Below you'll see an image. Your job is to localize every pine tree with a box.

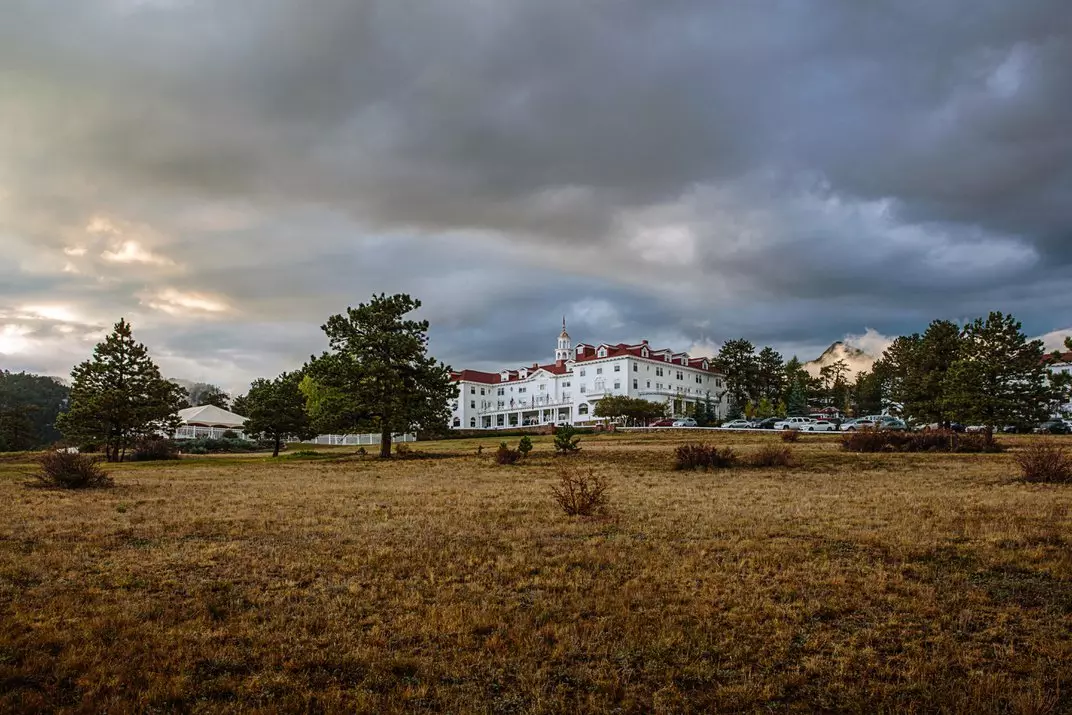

[242,372,316,457]
[756,347,786,402]
[55,319,186,461]
[305,294,457,458]
[943,312,1054,431]
[716,339,759,412]
[787,378,808,417]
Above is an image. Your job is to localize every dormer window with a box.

[664,354,670,362]
[597,347,607,358]
[702,360,708,370]
[500,372,509,382]
[641,348,648,357]
[519,369,528,379]
[681,357,687,366]
[576,346,584,356]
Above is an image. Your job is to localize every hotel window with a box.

[614,364,620,372]
[580,369,586,377]
[646,381,651,388]
[633,362,638,371]
[597,347,607,357]
[519,387,527,393]
[596,367,603,375]
[539,384,546,390]
[563,380,571,387]
[470,418,476,428]
[497,388,505,396]
[480,388,485,395]
[613,381,620,390]
[656,367,664,377]
[676,371,683,380]
[633,379,638,389]
[470,401,475,409]
[580,385,586,394]
[695,375,702,384]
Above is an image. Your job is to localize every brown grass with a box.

[1,432,1071,713]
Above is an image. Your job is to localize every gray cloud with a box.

[1,0,1070,388]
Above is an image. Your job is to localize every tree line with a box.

[711,312,1071,430]
[45,294,457,461]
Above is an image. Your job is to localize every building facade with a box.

[449,322,727,429]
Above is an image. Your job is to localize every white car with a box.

[721,419,754,429]
[672,418,698,427]
[773,417,814,430]
[802,420,837,432]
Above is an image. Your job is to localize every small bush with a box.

[674,443,738,470]
[518,435,534,458]
[395,443,411,457]
[781,429,800,443]
[130,436,180,462]
[553,425,581,455]
[1016,442,1072,484]
[840,429,1002,454]
[35,452,113,489]
[221,430,239,439]
[177,436,266,454]
[357,446,367,457]
[551,465,608,516]
[749,445,793,468]
[495,442,522,465]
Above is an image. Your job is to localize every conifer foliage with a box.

[55,319,187,462]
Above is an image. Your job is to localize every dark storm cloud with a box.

[0,0,1070,383]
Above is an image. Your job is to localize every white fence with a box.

[307,433,416,446]
[174,425,247,440]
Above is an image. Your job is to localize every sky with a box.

[1,0,1070,394]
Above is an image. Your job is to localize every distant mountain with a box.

[804,341,876,379]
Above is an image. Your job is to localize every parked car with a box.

[802,420,837,432]
[880,417,908,431]
[774,416,814,430]
[1035,420,1071,435]
[672,418,698,427]
[751,417,781,430]
[650,418,676,427]
[721,419,754,429]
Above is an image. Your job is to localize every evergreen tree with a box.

[593,395,666,426]
[0,371,69,450]
[304,294,457,458]
[716,339,759,412]
[881,320,961,423]
[755,347,786,402]
[55,319,186,461]
[194,384,231,409]
[943,312,1054,431]
[242,372,316,457]
[786,378,808,416]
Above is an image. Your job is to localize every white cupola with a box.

[555,317,573,362]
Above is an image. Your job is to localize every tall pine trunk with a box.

[380,425,392,458]
[272,436,281,458]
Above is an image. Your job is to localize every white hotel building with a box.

[449,322,727,429]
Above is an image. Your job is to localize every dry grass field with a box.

[2,432,1071,713]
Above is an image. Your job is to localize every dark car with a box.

[1035,420,1071,435]
[751,417,781,430]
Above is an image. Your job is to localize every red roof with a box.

[1044,351,1072,365]
[451,339,722,383]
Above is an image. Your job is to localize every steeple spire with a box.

[555,317,573,362]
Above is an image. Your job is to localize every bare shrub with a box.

[780,429,800,443]
[35,452,113,489]
[495,442,522,465]
[674,443,738,471]
[131,436,180,462]
[550,465,608,516]
[1016,442,1072,484]
[750,445,793,468]
[841,429,1001,454]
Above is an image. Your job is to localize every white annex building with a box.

[175,404,248,440]
[449,321,727,429]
